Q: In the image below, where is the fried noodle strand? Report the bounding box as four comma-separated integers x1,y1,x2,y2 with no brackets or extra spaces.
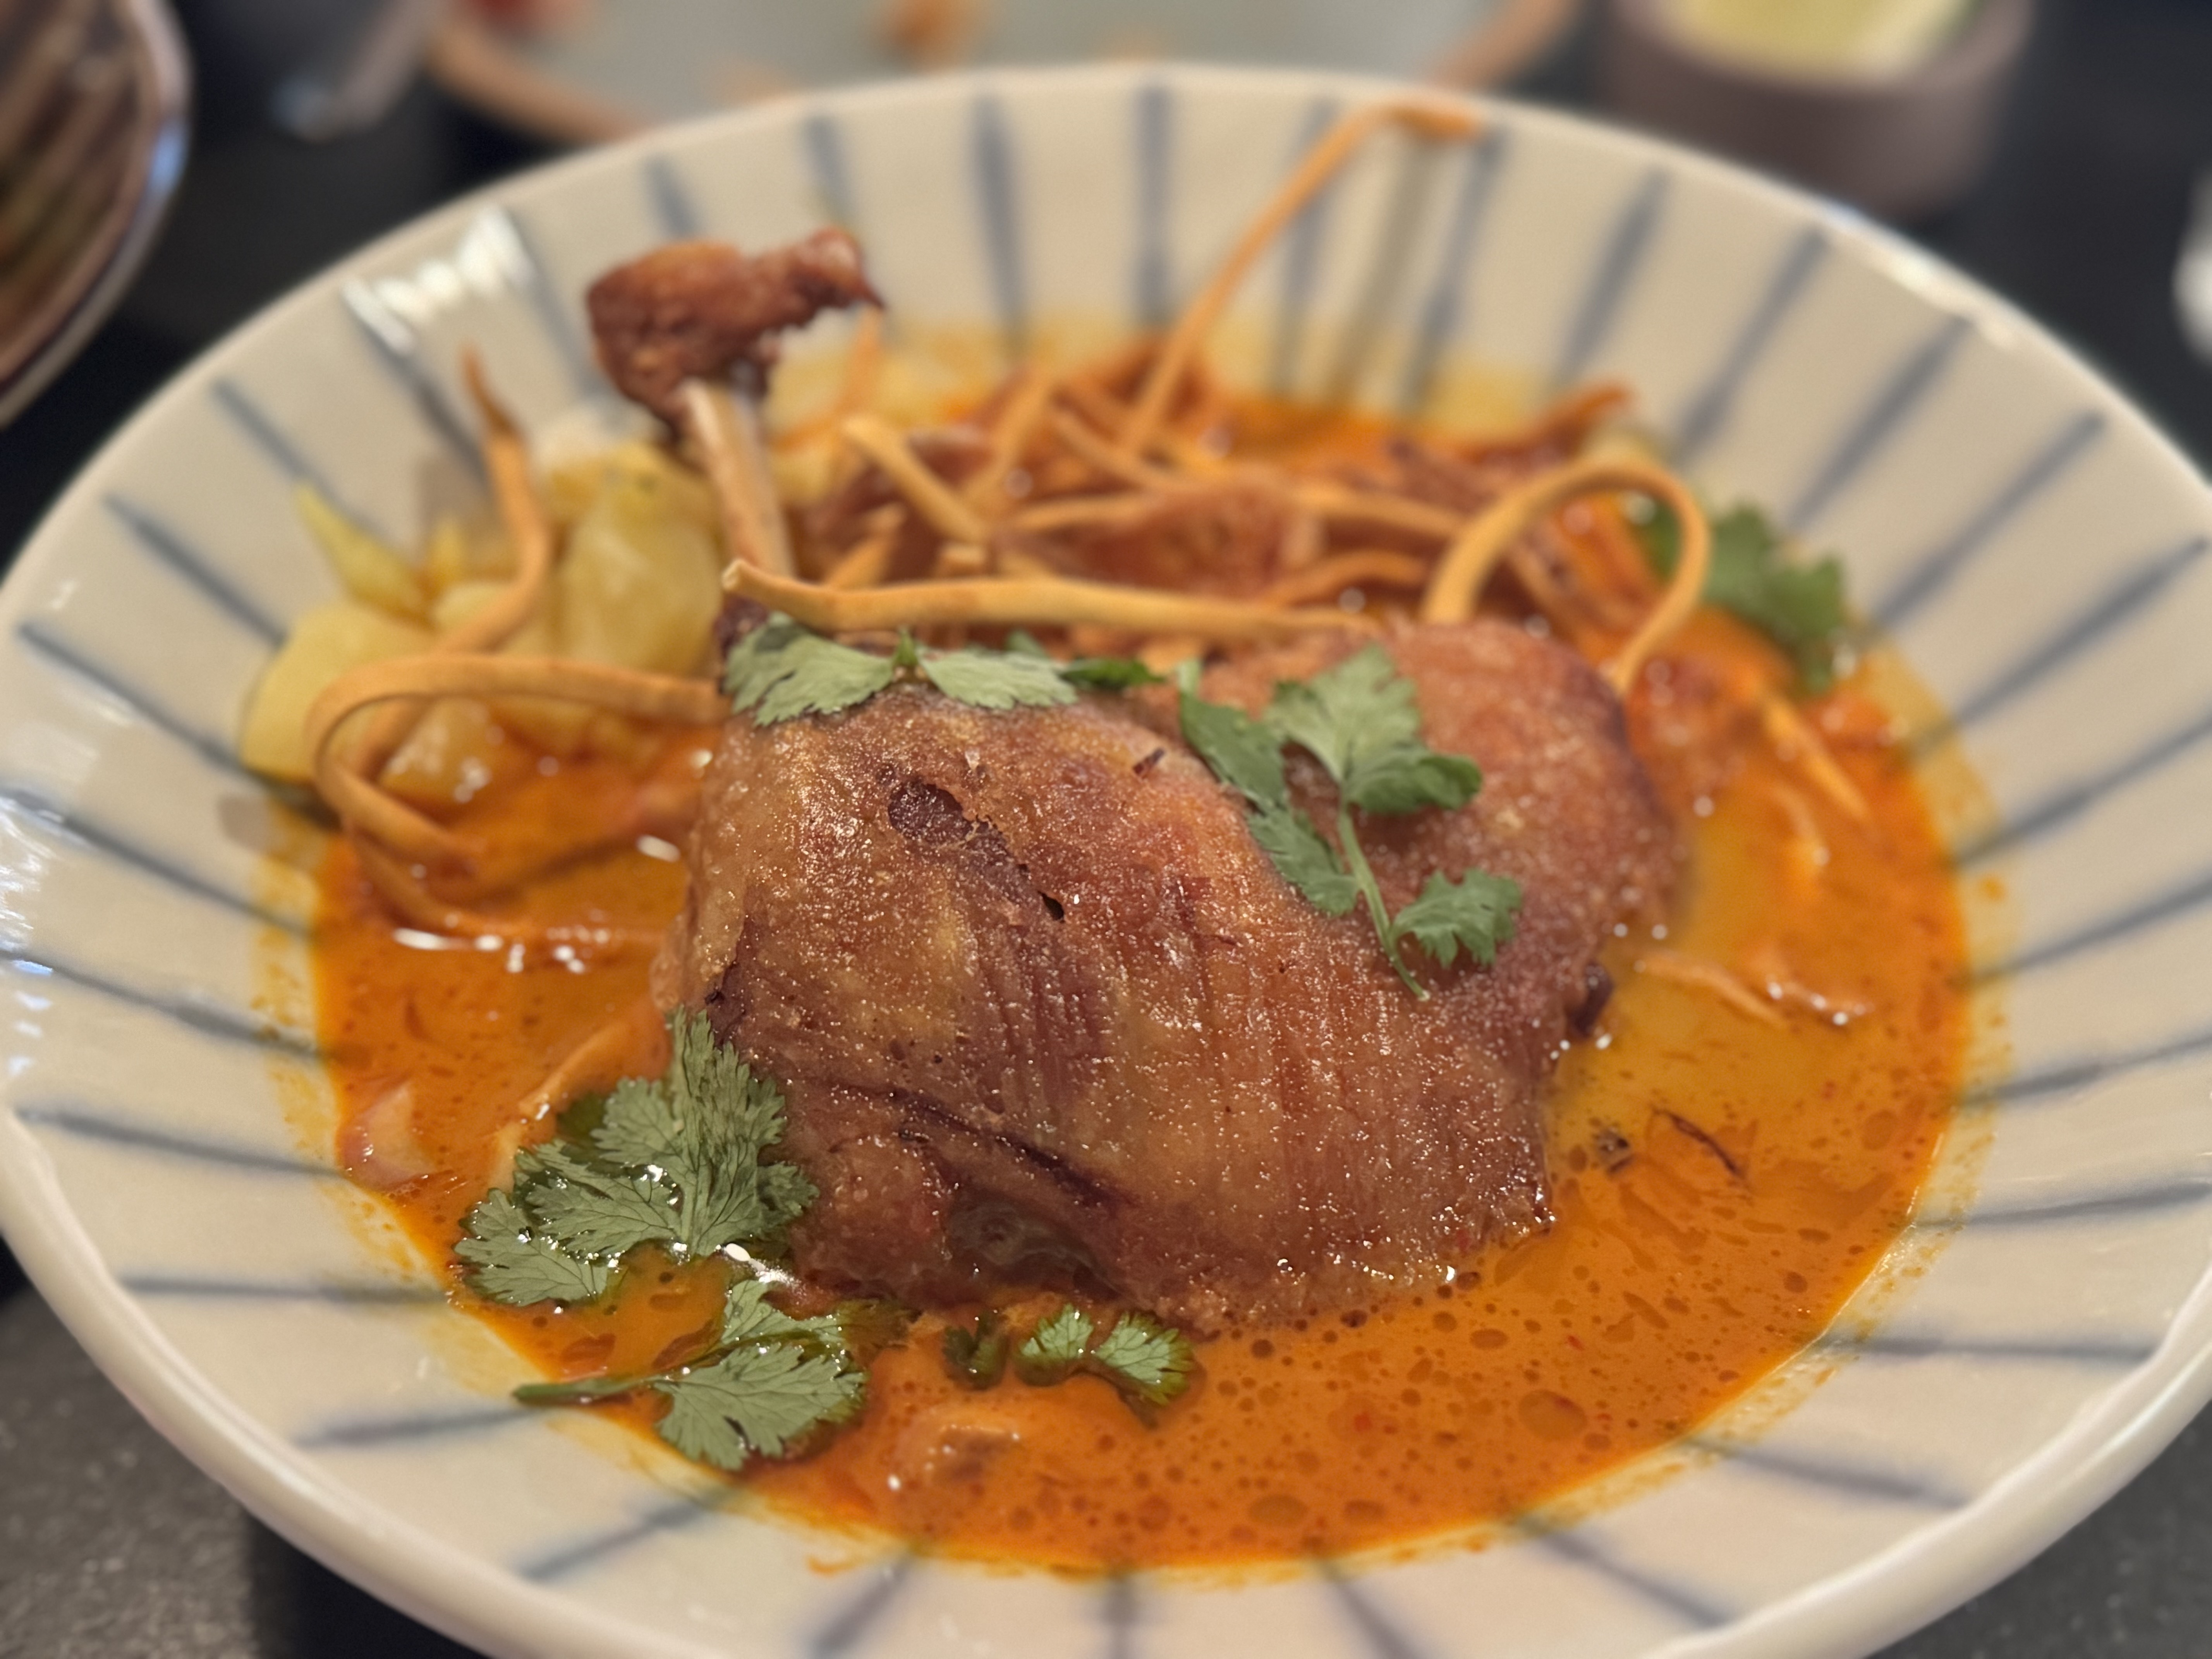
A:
309,656,726,869
1416,454,1711,695
1118,98,1480,460
726,562,1381,641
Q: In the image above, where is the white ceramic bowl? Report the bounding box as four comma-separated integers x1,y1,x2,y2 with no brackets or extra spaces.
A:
3,63,2211,1659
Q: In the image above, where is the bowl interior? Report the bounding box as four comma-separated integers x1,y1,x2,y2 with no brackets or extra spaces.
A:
2,64,2211,1659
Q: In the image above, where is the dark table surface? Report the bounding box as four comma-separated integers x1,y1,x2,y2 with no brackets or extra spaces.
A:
5,2,2212,1654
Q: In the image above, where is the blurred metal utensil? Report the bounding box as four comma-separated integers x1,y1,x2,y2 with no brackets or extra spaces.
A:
0,0,190,424
270,0,441,142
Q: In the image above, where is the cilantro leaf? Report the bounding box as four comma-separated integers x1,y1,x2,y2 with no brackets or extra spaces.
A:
725,615,896,724
1266,644,1421,787
454,1188,611,1307
1059,656,1165,690
727,615,1164,725
1086,1312,1196,1408
1014,1304,1096,1386
1174,649,1515,996
946,1302,1195,1420
1345,748,1483,816
970,631,1161,691
655,1343,867,1468
987,632,1162,689
587,1074,682,1170
942,1310,1010,1389
1638,501,1848,692
1177,673,1288,810
717,1275,839,1350
473,1035,896,1472
514,1271,876,1469
1268,644,1482,816
670,1006,785,1172
1705,509,1847,693
1243,646,1469,994
457,1012,810,1305
1394,868,1522,969
513,1141,679,1261
918,647,1080,711
756,1162,819,1232
832,1300,917,1364
653,1013,816,1257
1247,805,1358,915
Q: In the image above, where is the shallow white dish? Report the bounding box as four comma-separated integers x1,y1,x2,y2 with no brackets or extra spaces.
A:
3,63,2212,1659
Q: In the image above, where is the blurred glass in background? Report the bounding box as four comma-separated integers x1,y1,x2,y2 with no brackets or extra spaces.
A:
0,0,187,424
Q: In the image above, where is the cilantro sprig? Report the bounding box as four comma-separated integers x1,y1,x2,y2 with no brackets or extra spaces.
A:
1176,645,1522,996
1633,500,1848,692
454,1011,813,1305
459,1017,920,1471
941,1309,1011,1389
1086,1312,1195,1409
1013,1304,1096,1386
514,1275,895,1471
724,614,1162,726
943,1302,1195,1418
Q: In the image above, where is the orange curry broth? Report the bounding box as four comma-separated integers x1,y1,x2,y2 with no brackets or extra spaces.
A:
313,654,1966,1572
310,423,1967,1574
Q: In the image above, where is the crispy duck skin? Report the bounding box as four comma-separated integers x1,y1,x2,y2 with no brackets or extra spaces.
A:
585,231,880,424
652,622,1674,1330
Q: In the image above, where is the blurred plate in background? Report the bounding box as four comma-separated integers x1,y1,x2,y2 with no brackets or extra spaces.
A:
0,0,190,425
425,0,1584,144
